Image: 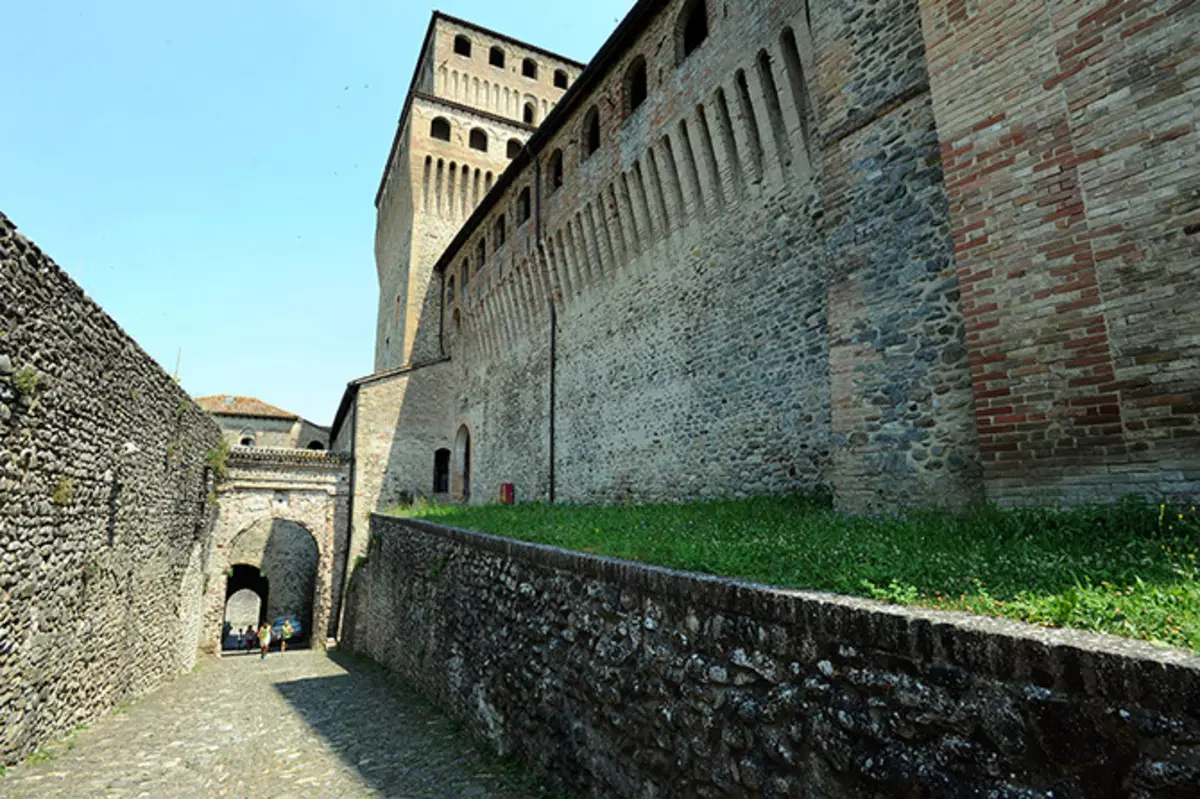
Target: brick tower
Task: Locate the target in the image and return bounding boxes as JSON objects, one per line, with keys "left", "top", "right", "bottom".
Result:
{"left": 372, "top": 12, "right": 583, "bottom": 372}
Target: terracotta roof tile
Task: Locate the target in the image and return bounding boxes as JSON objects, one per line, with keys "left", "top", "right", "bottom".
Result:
{"left": 195, "top": 395, "right": 299, "bottom": 420}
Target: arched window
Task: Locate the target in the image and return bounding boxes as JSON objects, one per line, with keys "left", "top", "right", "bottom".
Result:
{"left": 522, "top": 58, "right": 538, "bottom": 79}
{"left": 454, "top": 35, "right": 471, "bottom": 57}
{"left": 306, "top": 441, "right": 326, "bottom": 451}
{"left": 507, "top": 138, "right": 522, "bottom": 159}
{"left": 447, "top": 276, "right": 456, "bottom": 308}
{"left": 433, "top": 448, "right": 450, "bottom": 493}
{"left": 453, "top": 426, "right": 471, "bottom": 500}
{"left": 548, "top": 149, "right": 564, "bottom": 192}
{"left": 461, "top": 259, "right": 470, "bottom": 292}
{"left": 494, "top": 215, "right": 506, "bottom": 248}
{"left": 431, "top": 117, "right": 451, "bottom": 141}
{"left": 678, "top": 0, "right": 709, "bottom": 62}
{"left": 625, "top": 57, "right": 648, "bottom": 117}
{"left": 583, "top": 106, "right": 601, "bottom": 157}
{"left": 469, "top": 128, "right": 488, "bottom": 151}
{"left": 489, "top": 46, "right": 505, "bottom": 68}
{"left": 239, "top": 431, "right": 256, "bottom": 448}
{"left": 518, "top": 187, "right": 531, "bottom": 223}
{"left": 476, "top": 237, "right": 487, "bottom": 265}
{"left": 554, "top": 69, "right": 569, "bottom": 89}
{"left": 523, "top": 102, "right": 536, "bottom": 125}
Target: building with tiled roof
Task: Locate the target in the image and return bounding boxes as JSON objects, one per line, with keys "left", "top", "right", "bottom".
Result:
{"left": 196, "top": 395, "right": 330, "bottom": 451}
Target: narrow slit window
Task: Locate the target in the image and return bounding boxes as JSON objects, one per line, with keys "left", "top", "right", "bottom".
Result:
{"left": 476, "top": 237, "right": 487, "bottom": 265}
{"left": 625, "top": 57, "right": 648, "bottom": 117}
{"left": 549, "top": 149, "right": 564, "bottom": 191}
{"left": 583, "top": 107, "right": 601, "bottom": 157}
{"left": 518, "top": 187, "right": 532, "bottom": 223}
{"left": 494, "top": 215, "right": 506, "bottom": 249}
{"left": 678, "top": 0, "right": 709, "bottom": 62}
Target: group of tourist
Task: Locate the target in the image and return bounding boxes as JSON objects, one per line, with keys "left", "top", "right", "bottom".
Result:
{"left": 238, "top": 619, "right": 295, "bottom": 659}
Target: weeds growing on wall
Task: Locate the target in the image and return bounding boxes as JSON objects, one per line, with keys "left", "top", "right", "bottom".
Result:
{"left": 12, "top": 365, "right": 39, "bottom": 398}
{"left": 391, "top": 495, "right": 1200, "bottom": 653}
{"left": 205, "top": 437, "right": 229, "bottom": 482}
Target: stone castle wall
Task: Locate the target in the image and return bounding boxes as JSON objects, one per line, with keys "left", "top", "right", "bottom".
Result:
{"left": 344, "top": 515, "right": 1200, "bottom": 797}
{"left": 0, "top": 213, "right": 221, "bottom": 763}
{"left": 353, "top": 0, "right": 1198, "bottom": 512}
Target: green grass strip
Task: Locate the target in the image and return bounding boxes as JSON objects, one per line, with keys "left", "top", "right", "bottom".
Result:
{"left": 388, "top": 495, "right": 1200, "bottom": 654}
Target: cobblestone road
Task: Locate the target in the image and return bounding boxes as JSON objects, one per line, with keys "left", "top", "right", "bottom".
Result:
{"left": 1, "top": 650, "right": 547, "bottom": 798}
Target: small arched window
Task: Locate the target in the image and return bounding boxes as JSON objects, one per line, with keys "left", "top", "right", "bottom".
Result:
{"left": 554, "top": 69, "right": 569, "bottom": 89}
{"left": 454, "top": 35, "right": 471, "bottom": 57}
{"left": 548, "top": 149, "right": 564, "bottom": 191}
{"left": 678, "top": 0, "right": 709, "bottom": 62}
{"left": 625, "top": 57, "right": 648, "bottom": 117}
{"left": 507, "top": 138, "right": 522, "bottom": 159}
{"left": 583, "top": 107, "right": 601, "bottom": 157}
{"left": 447, "top": 276, "right": 456, "bottom": 308}
{"left": 518, "top": 187, "right": 531, "bottom": 223}
{"left": 239, "top": 431, "right": 255, "bottom": 448}
{"left": 494, "top": 215, "right": 506, "bottom": 249}
{"left": 476, "top": 237, "right": 487, "bottom": 265}
{"left": 489, "top": 46, "right": 505, "bottom": 68}
{"left": 523, "top": 102, "right": 536, "bottom": 125}
{"left": 522, "top": 58, "right": 538, "bottom": 79}
{"left": 307, "top": 441, "right": 326, "bottom": 451}
{"left": 461, "top": 259, "right": 470, "bottom": 292}
{"left": 431, "top": 117, "right": 451, "bottom": 141}
{"left": 469, "top": 128, "right": 488, "bottom": 151}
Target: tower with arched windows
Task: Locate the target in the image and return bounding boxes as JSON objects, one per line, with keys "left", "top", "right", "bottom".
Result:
{"left": 373, "top": 12, "right": 583, "bottom": 372}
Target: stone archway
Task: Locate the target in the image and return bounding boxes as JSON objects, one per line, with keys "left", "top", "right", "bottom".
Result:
{"left": 226, "top": 519, "right": 319, "bottom": 645}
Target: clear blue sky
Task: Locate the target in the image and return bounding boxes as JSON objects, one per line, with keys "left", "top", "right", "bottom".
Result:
{"left": 3, "top": 1, "right": 634, "bottom": 425}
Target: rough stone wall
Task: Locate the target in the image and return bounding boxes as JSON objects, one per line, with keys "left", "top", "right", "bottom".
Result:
{"left": 919, "top": 0, "right": 1200, "bottom": 505}
{"left": 340, "top": 364, "right": 456, "bottom": 568}
{"left": 0, "top": 212, "right": 220, "bottom": 763}
{"left": 344, "top": 515, "right": 1200, "bottom": 798}
{"left": 204, "top": 447, "right": 349, "bottom": 650}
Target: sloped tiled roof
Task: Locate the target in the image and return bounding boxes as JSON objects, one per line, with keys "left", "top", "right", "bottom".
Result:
{"left": 195, "top": 395, "right": 299, "bottom": 421}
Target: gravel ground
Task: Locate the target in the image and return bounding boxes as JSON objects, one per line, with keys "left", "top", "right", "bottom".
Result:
{"left": 1, "top": 649, "right": 550, "bottom": 798}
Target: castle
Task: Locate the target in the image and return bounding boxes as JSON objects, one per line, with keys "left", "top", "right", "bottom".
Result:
{"left": 324, "top": 0, "right": 1198, "bottom": 563}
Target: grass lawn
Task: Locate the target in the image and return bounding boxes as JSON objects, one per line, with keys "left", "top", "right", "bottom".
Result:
{"left": 389, "top": 495, "right": 1200, "bottom": 654}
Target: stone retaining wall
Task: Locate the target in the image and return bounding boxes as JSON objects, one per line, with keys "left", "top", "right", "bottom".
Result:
{"left": 343, "top": 514, "right": 1200, "bottom": 798}
{"left": 0, "top": 213, "right": 221, "bottom": 763}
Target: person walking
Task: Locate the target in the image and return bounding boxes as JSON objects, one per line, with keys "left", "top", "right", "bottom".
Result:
{"left": 257, "top": 620, "right": 272, "bottom": 660}
{"left": 243, "top": 624, "right": 256, "bottom": 652}
{"left": 280, "top": 619, "right": 295, "bottom": 655}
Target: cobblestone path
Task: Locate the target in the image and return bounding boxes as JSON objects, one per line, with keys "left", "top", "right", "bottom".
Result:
{"left": 1, "top": 650, "right": 546, "bottom": 798}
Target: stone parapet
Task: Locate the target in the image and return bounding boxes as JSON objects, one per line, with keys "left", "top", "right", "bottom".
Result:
{"left": 344, "top": 514, "right": 1200, "bottom": 797}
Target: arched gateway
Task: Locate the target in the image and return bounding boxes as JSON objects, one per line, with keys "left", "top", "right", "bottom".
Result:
{"left": 203, "top": 446, "right": 350, "bottom": 653}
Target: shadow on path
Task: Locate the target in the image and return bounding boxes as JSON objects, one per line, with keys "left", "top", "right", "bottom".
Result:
{"left": 273, "top": 650, "right": 549, "bottom": 798}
